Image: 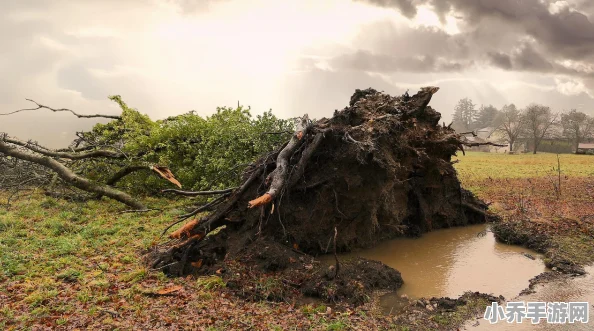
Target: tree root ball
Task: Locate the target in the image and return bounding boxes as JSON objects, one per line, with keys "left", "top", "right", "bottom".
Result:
{"left": 147, "top": 87, "right": 492, "bottom": 304}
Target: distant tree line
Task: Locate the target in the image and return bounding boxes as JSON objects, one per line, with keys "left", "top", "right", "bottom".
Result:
{"left": 451, "top": 98, "right": 594, "bottom": 154}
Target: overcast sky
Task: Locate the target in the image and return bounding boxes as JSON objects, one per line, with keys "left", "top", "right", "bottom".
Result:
{"left": 2, "top": 0, "right": 594, "bottom": 147}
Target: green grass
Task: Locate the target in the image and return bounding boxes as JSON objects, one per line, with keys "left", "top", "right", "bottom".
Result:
{"left": 454, "top": 151, "right": 594, "bottom": 180}
{"left": 0, "top": 194, "right": 393, "bottom": 330}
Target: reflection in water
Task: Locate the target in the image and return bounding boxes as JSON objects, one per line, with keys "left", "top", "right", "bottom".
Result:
{"left": 336, "top": 224, "right": 545, "bottom": 304}
{"left": 466, "top": 266, "right": 594, "bottom": 330}
{"left": 335, "top": 224, "right": 545, "bottom": 300}
{"left": 322, "top": 223, "right": 593, "bottom": 329}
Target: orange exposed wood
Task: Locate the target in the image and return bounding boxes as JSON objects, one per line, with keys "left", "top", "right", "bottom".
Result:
{"left": 151, "top": 165, "right": 182, "bottom": 188}
{"left": 191, "top": 259, "right": 203, "bottom": 268}
{"left": 296, "top": 131, "right": 304, "bottom": 140}
{"left": 169, "top": 219, "right": 199, "bottom": 239}
{"left": 248, "top": 193, "right": 273, "bottom": 208}
{"left": 172, "top": 233, "right": 205, "bottom": 249}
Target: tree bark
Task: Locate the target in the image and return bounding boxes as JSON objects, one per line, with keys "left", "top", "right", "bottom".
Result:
{"left": 0, "top": 140, "right": 145, "bottom": 209}
{"left": 248, "top": 115, "right": 310, "bottom": 208}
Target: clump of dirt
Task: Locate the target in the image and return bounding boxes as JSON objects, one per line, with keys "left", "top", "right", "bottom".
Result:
{"left": 390, "top": 292, "right": 503, "bottom": 330}
{"left": 149, "top": 87, "right": 492, "bottom": 304}
{"left": 301, "top": 258, "right": 403, "bottom": 304}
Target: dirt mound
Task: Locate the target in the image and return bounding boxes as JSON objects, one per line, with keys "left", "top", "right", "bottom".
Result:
{"left": 148, "top": 87, "right": 491, "bottom": 303}
{"left": 302, "top": 258, "right": 403, "bottom": 304}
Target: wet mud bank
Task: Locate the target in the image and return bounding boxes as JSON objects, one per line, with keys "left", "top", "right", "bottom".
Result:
{"left": 492, "top": 218, "right": 589, "bottom": 275}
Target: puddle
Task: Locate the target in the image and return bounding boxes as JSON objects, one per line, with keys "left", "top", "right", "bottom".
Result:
{"left": 323, "top": 224, "right": 546, "bottom": 306}
{"left": 465, "top": 265, "right": 594, "bottom": 330}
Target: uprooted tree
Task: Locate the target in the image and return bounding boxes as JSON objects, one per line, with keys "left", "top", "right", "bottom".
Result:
{"left": 146, "top": 88, "right": 498, "bottom": 301}
{"left": 0, "top": 87, "right": 499, "bottom": 302}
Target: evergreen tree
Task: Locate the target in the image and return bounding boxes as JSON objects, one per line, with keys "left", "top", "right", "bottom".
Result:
{"left": 452, "top": 98, "right": 477, "bottom": 131}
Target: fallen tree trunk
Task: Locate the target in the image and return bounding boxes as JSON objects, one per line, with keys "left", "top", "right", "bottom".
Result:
{"left": 149, "top": 87, "right": 493, "bottom": 302}
{"left": 0, "top": 140, "right": 146, "bottom": 210}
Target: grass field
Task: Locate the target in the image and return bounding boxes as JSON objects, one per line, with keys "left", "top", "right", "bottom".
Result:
{"left": 455, "top": 152, "right": 594, "bottom": 270}
{"left": 1, "top": 196, "right": 389, "bottom": 330}
{"left": 454, "top": 151, "right": 594, "bottom": 179}
{"left": 1, "top": 151, "right": 593, "bottom": 330}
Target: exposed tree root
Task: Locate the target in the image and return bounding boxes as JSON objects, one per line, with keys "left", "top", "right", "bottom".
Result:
{"left": 147, "top": 87, "right": 493, "bottom": 303}
{"left": 169, "top": 219, "right": 200, "bottom": 239}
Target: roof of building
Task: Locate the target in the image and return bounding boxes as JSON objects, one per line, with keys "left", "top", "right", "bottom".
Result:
{"left": 476, "top": 127, "right": 496, "bottom": 139}
{"left": 578, "top": 143, "right": 594, "bottom": 149}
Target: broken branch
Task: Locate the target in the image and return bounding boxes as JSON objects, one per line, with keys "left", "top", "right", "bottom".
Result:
{"left": 161, "top": 187, "right": 236, "bottom": 197}
{"left": 0, "top": 140, "right": 145, "bottom": 209}
{"left": 248, "top": 115, "right": 310, "bottom": 208}
{"left": 462, "top": 141, "right": 507, "bottom": 147}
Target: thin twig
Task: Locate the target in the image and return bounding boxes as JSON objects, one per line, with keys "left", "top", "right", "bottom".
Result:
{"left": 160, "top": 193, "right": 231, "bottom": 238}
{"left": 333, "top": 226, "right": 340, "bottom": 279}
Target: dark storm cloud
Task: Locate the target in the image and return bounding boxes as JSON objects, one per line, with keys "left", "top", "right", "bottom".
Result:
{"left": 321, "top": 23, "right": 475, "bottom": 74}
{"left": 512, "top": 44, "right": 554, "bottom": 72}
{"left": 487, "top": 52, "right": 512, "bottom": 70}
{"left": 342, "top": 0, "right": 594, "bottom": 102}
{"left": 359, "top": 0, "right": 594, "bottom": 62}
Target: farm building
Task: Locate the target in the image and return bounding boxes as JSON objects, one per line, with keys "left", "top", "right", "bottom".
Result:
{"left": 576, "top": 143, "right": 594, "bottom": 154}
{"left": 471, "top": 127, "right": 521, "bottom": 153}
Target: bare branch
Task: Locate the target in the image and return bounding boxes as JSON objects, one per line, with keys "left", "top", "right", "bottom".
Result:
{"left": 0, "top": 140, "right": 145, "bottom": 209}
{"left": 161, "top": 193, "right": 232, "bottom": 237}
{"left": 176, "top": 192, "right": 231, "bottom": 221}
{"left": 462, "top": 141, "right": 507, "bottom": 147}
{"left": 161, "top": 187, "right": 237, "bottom": 197}
{"left": 458, "top": 131, "right": 477, "bottom": 137}
{"left": 1, "top": 99, "right": 121, "bottom": 120}
{"left": 288, "top": 133, "right": 323, "bottom": 187}
{"left": 2, "top": 136, "right": 125, "bottom": 159}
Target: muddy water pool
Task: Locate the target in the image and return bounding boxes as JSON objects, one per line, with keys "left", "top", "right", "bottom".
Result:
{"left": 328, "top": 224, "right": 546, "bottom": 303}
{"left": 322, "top": 223, "right": 593, "bottom": 329}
